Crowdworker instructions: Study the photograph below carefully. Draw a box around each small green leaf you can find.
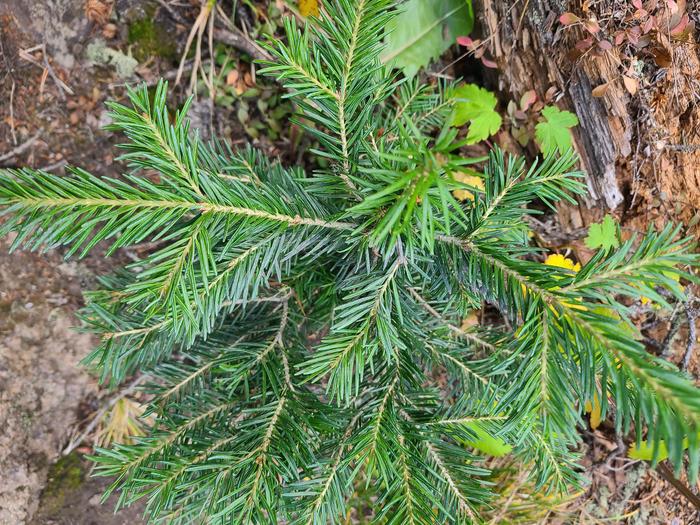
[535,106,579,155]
[585,215,619,251]
[628,439,671,462]
[450,84,502,144]
[382,0,473,78]
[629,434,700,462]
[461,422,513,457]
[591,306,639,339]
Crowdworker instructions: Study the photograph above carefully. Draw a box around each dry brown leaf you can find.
[623,75,638,95]
[226,69,239,86]
[582,19,600,34]
[85,0,113,25]
[460,312,479,331]
[591,82,610,97]
[544,85,558,102]
[102,23,118,39]
[651,46,672,67]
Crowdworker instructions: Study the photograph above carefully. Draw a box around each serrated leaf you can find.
[535,105,579,155]
[450,84,502,143]
[585,214,619,251]
[382,0,473,78]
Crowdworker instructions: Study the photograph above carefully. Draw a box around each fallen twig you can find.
[664,143,700,153]
[656,462,700,511]
[661,301,684,359]
[18,44,74,99]
[174,0,217,94]
[0,131,41,164]
[213,28,271,61]
[9,81,17,145]
[40,159,68,172]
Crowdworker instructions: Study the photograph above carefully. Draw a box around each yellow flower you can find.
[543,253,581,273]
[452,171,484,201]
[299,0,320,17]
[542,253,586,311]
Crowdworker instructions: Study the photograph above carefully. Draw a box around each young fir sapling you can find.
[1,1,699,523]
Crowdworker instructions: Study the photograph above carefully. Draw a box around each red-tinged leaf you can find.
[583,19,601,33]
[628,26,641,44]
[614,31,627,45]
[575,37,594,50]
[667,0,679,13]
[670,14,690,35]
[643,15,655,33]
[598,39,613,50]
[481,57,498,68]
[559,12,580,25]
[633,8,648,18]
[520,89,537,111]
[514,109,528,120]
[457,35,474,47]
[639,35,653,47]
[623,75,638,95]
[632,0,643,9]
[591,82,610,97]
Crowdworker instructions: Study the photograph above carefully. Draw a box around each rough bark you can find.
[477,0,700,231]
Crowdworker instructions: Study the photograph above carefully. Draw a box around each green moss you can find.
[127,12,177,62]
[40,453,85,513]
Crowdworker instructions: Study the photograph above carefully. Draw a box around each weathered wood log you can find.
[477,0,628,215]
[476,0,700,231]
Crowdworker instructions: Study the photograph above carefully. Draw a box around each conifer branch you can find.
[424,440,477,521]
[2,1,700,521]
[408,287,498,352]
